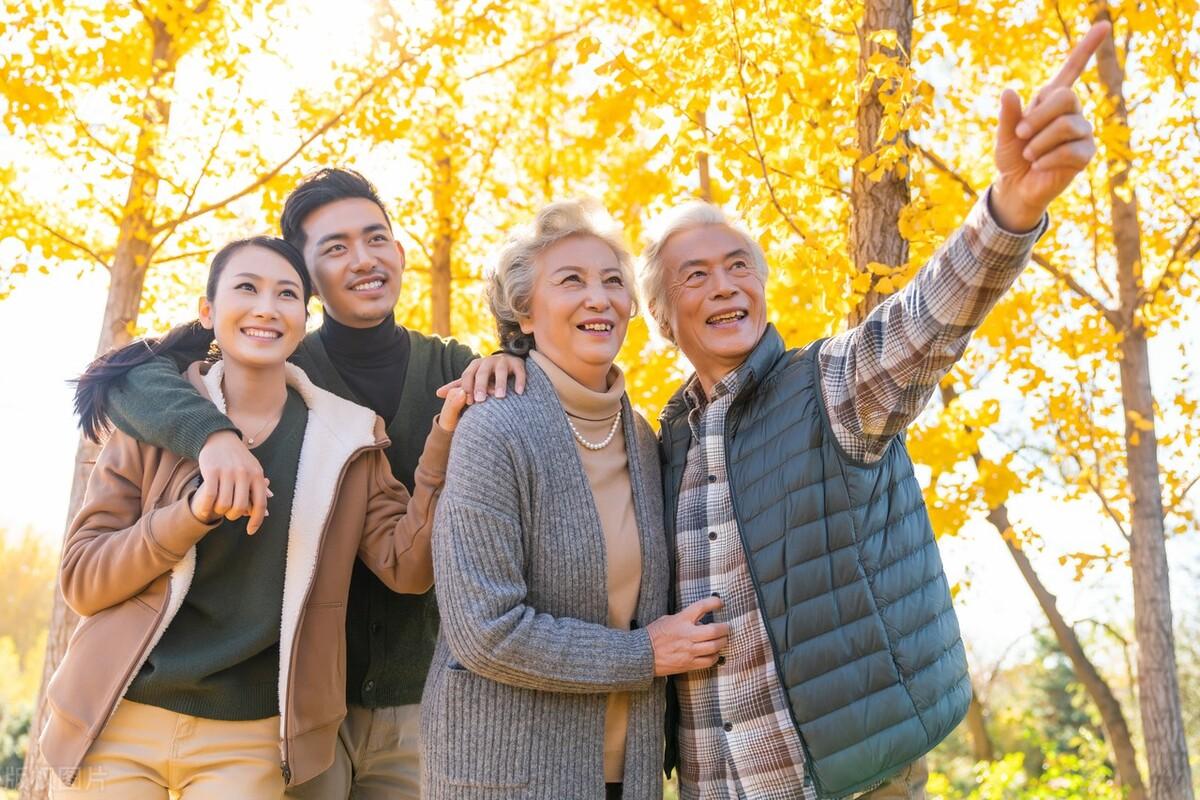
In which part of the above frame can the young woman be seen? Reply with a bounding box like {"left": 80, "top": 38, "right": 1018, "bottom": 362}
{"left": 42, "top": 237, "right": 465, "bottom": 799}
{"left": 422, "top": 201, "right": 729, "bottom": 800}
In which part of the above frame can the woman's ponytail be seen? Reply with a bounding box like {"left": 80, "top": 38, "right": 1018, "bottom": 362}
{"left": 74, "top": 320, "right": 215, "bottom": 443}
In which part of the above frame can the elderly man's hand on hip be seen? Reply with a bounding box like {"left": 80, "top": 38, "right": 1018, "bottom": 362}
{"left": 990, "top": 21, "right": 1110, "bottom": 232}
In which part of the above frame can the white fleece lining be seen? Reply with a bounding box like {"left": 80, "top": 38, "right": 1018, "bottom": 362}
{"left": 202, "top": 362, "right": 379, "bottom": 745}
{"left": 102, "top": 545, "right": 196, "bottom": 736}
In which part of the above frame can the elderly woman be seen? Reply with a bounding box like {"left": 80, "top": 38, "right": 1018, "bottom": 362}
{"left": 421, "top": 201, "right": 729, "bottom": 800}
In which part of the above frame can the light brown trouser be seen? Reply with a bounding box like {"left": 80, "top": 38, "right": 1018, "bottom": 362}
{"left": 50, "top": 699, "right": 284, "bottom": 800}
{"left": 285, "top": 704, "right": 421, "bottom": 800}
{"left": 857, "top": 757, "right": 929, "bottom": 800}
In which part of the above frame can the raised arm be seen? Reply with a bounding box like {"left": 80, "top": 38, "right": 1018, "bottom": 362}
{"left": 818, "top": 191, "right": 1043, "bottom": 463}
{"left": 433, "top": 412, "right": 655, "bottom": 694}
{"left": 819, "top": 23, "right": 1109, "bottom": 463}
{"left": 357, "top": 420, "right": 454, "bottom": 595}
{"left": 61, "top": 433, "right": 218, "bottom": 617}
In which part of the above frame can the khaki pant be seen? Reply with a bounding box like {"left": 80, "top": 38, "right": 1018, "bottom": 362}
{"left": 858, "top": 757, "right": 929, "bottom": 800}
{"left": 51, "top": 699, "right": 284, "bottom": 800}
{"left": 285, "top": 704, "right": 420, "bottom": 800}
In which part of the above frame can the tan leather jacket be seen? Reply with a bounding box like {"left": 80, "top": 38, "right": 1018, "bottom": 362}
{"left": 41, "top": 361, "right": 449, "bottom": 787}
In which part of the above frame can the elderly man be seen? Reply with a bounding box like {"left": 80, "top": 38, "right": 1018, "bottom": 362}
{"left": 643, "top": 25, "right": 1108, "bottom": 800}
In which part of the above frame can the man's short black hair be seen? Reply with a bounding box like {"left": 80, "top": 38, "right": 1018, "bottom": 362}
{"left": 280, "top": 167, "right": 392, "bottom": 251}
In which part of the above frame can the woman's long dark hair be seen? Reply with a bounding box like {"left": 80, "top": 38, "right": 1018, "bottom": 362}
{"left": 75, "top": 237, "right": 311, "bottom": 442}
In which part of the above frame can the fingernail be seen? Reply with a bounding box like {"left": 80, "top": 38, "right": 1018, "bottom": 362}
{"left": 1016, "top": 123, "right": 1031, "bottom": 138}
{"left": 1022, "top": 148, "right": 1034, "bottom": 161}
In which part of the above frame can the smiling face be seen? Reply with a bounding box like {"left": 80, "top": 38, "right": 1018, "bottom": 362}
{"left": 199, "top": 245, "right": 308, "bottom": 369}
{"left": 519, "top": 234, "right": 632, "bottom": 392}
{"left": 661, "top": 223, "right": 767, "bottom": 392}
{"left": 301, "top": 197, "right": 405, "bottom": 328}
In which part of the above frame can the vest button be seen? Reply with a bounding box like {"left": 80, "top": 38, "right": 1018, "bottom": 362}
{"left": 364, "top": 679, "right": 375, "bottom": 693}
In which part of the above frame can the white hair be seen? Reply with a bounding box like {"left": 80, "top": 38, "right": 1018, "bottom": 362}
{"left": 639, "top": 201, "right": 768, "bottom": 343}
{"left": 487, "top": 199, "right": 638, "bottom": 355}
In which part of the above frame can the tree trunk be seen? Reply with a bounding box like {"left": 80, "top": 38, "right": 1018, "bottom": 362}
{"left": 1092, "top": 6, "right": 1194, "bottom": 796}
{"left": 849, "top": 0, "right": 912, "bottom": 326}
{"left": 846, "top": 1, "right": 1148, "bottom": 781}
{"left": 934, "top": 381, "right": 1147, "bottom": 797}
{"left": 986, "top": 502, "right": 1147, "bottom": 799}
{"left": 430, "top": 123, "right": 453, "bottom": 338}
{"left": 965, "top": 693, "right": 995, "bottom": 763}
{"left": 19, "top": 19, "right": 175, "bottom": 800}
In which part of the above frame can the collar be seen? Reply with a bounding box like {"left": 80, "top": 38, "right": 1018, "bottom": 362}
{"left": 318, "top": 313, "right": 404, "bottom": 359}
{"left": 662, "top": 323, "right": 786, "bottom": 424}
{"left": 529, "top": 349, "right": 624, "bottom": 421}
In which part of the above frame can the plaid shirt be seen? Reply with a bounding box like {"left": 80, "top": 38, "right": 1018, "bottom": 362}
{"left": 674, "top": 192, "right": 1044, "bottom": 799}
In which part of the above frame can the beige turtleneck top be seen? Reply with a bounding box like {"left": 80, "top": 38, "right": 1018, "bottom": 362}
{"left": 529, "top": 349, "right": 643, "bottom": 783}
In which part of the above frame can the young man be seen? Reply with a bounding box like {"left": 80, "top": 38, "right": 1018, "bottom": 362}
{"left": 640, "top": 26, "right": 1107, "bottom": 800}
{"left": 103, "top": 168, "right": 525, "bottom": 799}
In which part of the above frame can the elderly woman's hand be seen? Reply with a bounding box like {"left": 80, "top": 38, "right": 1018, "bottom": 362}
{"left": 647, "top": 596, "right": 731, "bottom": 676}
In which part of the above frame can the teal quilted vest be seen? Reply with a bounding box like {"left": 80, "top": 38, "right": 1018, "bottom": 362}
{"left": 660, "top": 325, "right": 970, "bottom": 798}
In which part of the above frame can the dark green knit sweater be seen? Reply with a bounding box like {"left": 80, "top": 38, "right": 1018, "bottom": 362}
{"left": 107, "top": 326, "right": 477, "bottom": 708}
{"left": 125, "top": 389, "right": 306, "bottom": 720}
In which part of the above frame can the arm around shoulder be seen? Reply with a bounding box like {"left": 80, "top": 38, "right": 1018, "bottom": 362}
{"left": 106, "top": 355, "right": 236, "bottom": 460}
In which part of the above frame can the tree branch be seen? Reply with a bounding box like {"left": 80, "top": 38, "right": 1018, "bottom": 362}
{"left": 728, "top": 0, "right": 807, "bottom": 241}
{"left": 1139, "top": 216, "right": 1198, "bottom": 310}
{"left": 464, "top": 18, "right": 594, "bottom": 81}
{"left": 152, "top": 13, "right": 483, "bottom": 237}
{"left": 1166, "top": 471, "right": 1200, "bottom": 517}
{"left": 31, "top": 221, "right": 110, "bottom": 270}
{"left": 608, "top": 54, "right": 845, "bottom": 196}
{"left": 151, "top": 79, "right": 244, "bottom": 258}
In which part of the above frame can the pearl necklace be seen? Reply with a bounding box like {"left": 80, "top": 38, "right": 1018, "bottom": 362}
{"left": 567, "top": 413, "right": 621, "bottom": 451}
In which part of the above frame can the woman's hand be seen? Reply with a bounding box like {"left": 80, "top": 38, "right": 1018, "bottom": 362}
{"left": 646, "top": 595, "right": 730, "bottom": 676}
{"left": 437, "top": 386, "right": 470, "bottom": 432}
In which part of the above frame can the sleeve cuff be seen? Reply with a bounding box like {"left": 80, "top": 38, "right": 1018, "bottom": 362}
{"left": 974, "top": 187, "right": 1049, "bottom": 253}
{"left": 148, "top": 496, "right": 219, "bottom": 558}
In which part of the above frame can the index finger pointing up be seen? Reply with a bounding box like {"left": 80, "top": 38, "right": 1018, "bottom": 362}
{"left": 1046, "top": 21, "right": 1111, "bottom": 90}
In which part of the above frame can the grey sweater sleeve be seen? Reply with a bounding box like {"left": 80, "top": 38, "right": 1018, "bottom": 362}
{"left": 433, "top": 410, "right": 656, "bottom": 694}
{"left": 106, "top": 356, "right": 237, "bottom": 461}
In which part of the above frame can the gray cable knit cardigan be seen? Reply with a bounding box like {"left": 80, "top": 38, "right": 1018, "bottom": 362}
{"left": 421, "top": 358, "right": 669, "bottom": 800}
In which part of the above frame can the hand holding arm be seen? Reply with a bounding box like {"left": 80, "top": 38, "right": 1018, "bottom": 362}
{"left": 62, "top": 434, "right": 218, "bottom": 616}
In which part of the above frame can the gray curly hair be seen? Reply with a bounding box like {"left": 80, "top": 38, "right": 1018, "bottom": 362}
{"left": 487, "top": 199, "right": 638, "bottom": 355}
